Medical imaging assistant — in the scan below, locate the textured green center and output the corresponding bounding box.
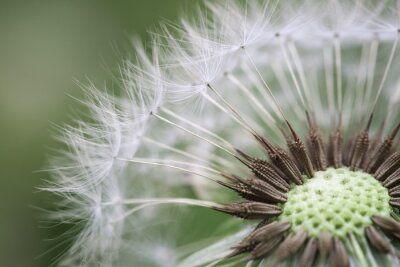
[280,167,391,238]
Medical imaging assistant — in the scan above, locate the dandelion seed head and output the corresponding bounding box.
[45,0,400,266]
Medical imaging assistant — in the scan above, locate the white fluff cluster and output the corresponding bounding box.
[43,87,147,265]
[45,0,400,266]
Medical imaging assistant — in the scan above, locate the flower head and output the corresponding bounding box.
[45,1,400,266]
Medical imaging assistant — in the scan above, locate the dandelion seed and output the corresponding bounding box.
[45,0,400,266]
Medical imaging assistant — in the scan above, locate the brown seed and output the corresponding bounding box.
[254,218,270,229]
[330,238,349,267]
[372,215,400,239]
[328,128,343,168]
[344,134,356,166]
[389,184,400,194]
[236,149,289,192]
[236,150,290,191]
[389,198,400,208]
[287,138,314,177]
[246,178,287,203]
[213,201,281,219]
[382,168,400,188]
[299,239,318,267]
[271,147,304,185]
[349,130,369,170]
[218,174,287,203]
[308,127,327,171]
[254,135,304,185]
[366,226,392,254]
[237,221,290,248]
[367,122,400,173]
[286,122,314,177]
[218,175,262,202]
[375,152,400,181]
[389,189,400,197]
[251,235,283,259]
[318,232,332,258]
[366,139,394,173]
[273,231,307,263]
[226,220,288,258]
[239,143,289,184]
[349,115,373,170]
[251,159,290,191]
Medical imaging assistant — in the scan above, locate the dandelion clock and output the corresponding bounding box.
[43,1,400,266]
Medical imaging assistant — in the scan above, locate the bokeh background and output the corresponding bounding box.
[0,1,200,266]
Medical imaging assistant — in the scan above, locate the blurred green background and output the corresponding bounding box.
[0,1,199,266]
